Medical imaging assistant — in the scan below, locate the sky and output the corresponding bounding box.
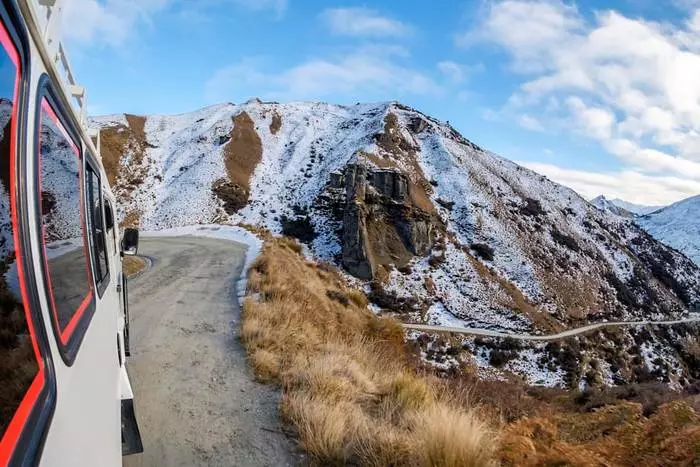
[58,0,700,206]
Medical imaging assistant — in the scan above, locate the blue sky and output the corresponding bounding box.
[61,0,700,205]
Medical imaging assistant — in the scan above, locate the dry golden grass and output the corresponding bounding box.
[499,399,700,466]
[122,256,147,277]
[241,237,497,466]
[241,236,700,465]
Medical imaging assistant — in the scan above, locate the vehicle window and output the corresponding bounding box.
[38,97,93,342]
[0,17,43,460]
[104,197,116,256]
[86,166,108,285]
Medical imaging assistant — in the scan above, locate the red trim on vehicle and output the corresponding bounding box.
[0,20,44,464]
[0,374,44,462]
[38,97,94,344]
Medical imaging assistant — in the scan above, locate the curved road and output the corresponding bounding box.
[124,237,297,467]
[404,316,700,341]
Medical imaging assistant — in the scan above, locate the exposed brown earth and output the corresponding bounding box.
[216,112,262,213]
[269,110,282,135]
[99,124,129,186]
[99,114,149,194]
[125,114,147,150]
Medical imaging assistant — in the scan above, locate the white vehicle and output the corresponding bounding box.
[0,0,142,465]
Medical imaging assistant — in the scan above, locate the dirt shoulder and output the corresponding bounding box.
[124,236,298,467]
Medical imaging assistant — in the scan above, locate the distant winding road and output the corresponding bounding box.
[123,237,297,467]
[404,316,700,341]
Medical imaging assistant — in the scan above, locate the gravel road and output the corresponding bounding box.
[404,316,700,341]
[123,236,298,467]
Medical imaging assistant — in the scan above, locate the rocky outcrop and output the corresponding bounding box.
[331,163,438,279]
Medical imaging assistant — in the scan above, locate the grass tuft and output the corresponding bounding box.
[122,256,147,277]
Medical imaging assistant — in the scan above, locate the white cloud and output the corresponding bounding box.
[437,61,465,83]
[521,162,700,205]
[205,48,441,103]
[321,8,411,37]
[518,114,544,131]
[61,0,171,47]
[467,0,700,192]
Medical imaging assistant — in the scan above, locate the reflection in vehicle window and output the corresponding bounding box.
[87,167,108,284]
[104,198,116,256]
[0,22,40,452]
[38,98,93,341]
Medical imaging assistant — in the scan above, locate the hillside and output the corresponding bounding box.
[638,195,700,266]
[92,100,700,388]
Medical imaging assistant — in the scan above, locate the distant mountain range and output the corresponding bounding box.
[590,195,663,216]
[638,195,700,266]
[591,194,699,266]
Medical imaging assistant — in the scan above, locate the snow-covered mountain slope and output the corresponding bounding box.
[591,195,635,218]
[638,195,700,266]
[91,100,700,328]
[591,195,663,216]
[92,100,700,389]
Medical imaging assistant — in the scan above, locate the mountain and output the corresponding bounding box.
[590,195,635,218]
[638,195,700,266]
[609,198,664,215]
[92,100,700,388]
[591,195,662,217]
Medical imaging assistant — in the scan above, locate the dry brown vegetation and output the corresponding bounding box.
[122,256,147,277]
[100,114,148,187]
[500,400,700,466]
[120,210,141,229]
[270,110,282,135]
[242,236,700,466]
[241,237,497,466]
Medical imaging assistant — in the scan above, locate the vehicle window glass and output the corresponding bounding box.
[38,97,93,341]
[0,17,42,457]
[87,167,108,284]
[104,198,116,255]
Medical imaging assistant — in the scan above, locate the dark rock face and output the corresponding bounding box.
[330,163,437,279]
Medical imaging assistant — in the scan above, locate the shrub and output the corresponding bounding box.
[280,215,316,243]
[428,252,446,268]
[346,290,368,308]
[490,349,517,367]
[519,197,545,217]
[471,243,495,261]
[277,236,302,253]
[368,282,418,314]
[436,198,455,210]
[326,289,350,306]
[551,229,581,252]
